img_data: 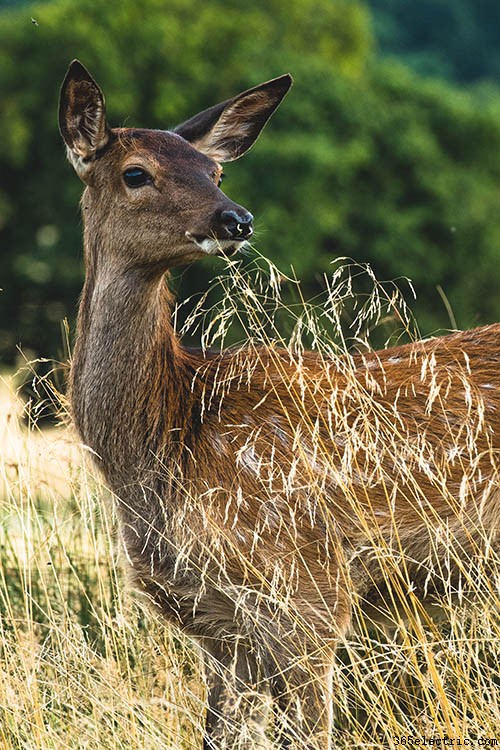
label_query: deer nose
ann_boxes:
[219,209,254,240]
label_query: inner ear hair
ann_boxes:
[59,60,110,164]
[175,74,292,162]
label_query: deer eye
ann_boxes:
[123,167,152,188]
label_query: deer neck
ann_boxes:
[70,235,193,489]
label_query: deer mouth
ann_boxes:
[185,232,245,257]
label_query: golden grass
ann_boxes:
[1,257,499,748]
[0,375,205,749]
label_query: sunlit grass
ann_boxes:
[0,376,204,749]
[1,256,499,748]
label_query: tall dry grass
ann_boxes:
[0,376,205,748]
[1,257,499,748]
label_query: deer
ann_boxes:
[59,60,500,750]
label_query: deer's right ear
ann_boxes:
[59,60,111,180]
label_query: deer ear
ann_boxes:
[174,74,292,162]
[59,60,111,179]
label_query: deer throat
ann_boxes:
[69,266,194,490]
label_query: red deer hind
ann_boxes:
[59,60,500,749]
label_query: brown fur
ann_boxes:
[60,62,500,749]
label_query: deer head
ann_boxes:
[58,60,292,271]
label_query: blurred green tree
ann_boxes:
[0,0,371,366]
[368,0,500,82]
[2,0,500,370]
[240,57,500,335]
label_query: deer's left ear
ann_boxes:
[174,74,292,162]
[59,60,111,180]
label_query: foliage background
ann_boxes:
[2,0,500,367]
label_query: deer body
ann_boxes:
[60,62,500,749]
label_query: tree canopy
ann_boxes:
[368,0,500,82]
[2,0,500,367]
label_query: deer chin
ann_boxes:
[185,232,245,257]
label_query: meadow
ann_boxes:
[0,375,205,748]
[0,258,499,748]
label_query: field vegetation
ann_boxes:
[1,260,499,748]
